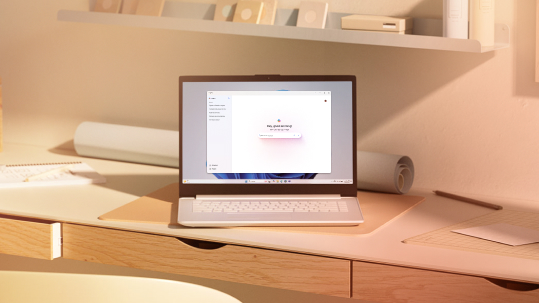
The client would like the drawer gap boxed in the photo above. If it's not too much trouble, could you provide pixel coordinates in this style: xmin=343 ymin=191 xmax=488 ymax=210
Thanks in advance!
xmin=176 ymin=237 xmax=227 ymax=250
xmin=486 ymin=278 xmax=539 ymax=291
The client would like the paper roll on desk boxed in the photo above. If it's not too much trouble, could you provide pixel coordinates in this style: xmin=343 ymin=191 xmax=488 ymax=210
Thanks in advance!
xmin=74 ymin=122 xmax=179 ymax=167
xmin=357 ymin=151 xmax=414 ymax=194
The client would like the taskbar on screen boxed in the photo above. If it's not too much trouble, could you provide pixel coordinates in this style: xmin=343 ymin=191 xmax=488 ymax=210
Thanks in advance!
xmin=182 ymin=179 xmax=352 ymax=184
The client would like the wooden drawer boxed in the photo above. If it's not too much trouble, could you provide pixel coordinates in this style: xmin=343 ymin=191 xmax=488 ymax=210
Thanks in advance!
xmin=0 ymin=215 xmax=61 ymax=260
xmin=352 ymin=261 xmax=539 ymax=303
xmin=62 ymin=223 xmax=351 ymax=297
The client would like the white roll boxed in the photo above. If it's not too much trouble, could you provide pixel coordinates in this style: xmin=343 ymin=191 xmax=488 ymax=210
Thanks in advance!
xmin=443 ymin=0 xmax=469 ymax=39
xmin=469 ymin=0 xmax=495 ymax=47
xmin=74 ymin=122 xmax=179 ymax=167
xmin=357 ymin=151 xmax=414 ymax=194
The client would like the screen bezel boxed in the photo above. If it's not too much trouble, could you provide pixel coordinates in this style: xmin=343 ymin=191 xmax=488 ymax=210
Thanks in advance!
xmin=179 ymin=74 xmax=357 ymax=198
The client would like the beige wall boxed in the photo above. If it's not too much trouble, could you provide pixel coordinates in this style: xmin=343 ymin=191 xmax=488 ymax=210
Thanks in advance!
xmin=0 ymin=1 xmax=538 ymax=199
xmin=1 ymin=1 xmax=538 ymax=302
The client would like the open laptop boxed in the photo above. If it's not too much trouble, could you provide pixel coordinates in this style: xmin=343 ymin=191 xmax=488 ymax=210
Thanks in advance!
xmin=178 ymin=75 xmax=363 ymax=227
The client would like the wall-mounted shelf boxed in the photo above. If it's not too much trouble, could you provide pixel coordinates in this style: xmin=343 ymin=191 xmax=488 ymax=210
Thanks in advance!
xmin=58 ymin=2 xmax=510 ymax=53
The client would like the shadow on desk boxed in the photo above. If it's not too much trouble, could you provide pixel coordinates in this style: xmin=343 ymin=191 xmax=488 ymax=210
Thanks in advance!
xmin=48 ymin=141 xmax=76 ymax=156
xmin=48 ymin=143 xmax=179 ymax=197
xmin=97 ymin=174 xmax=180 ymax=198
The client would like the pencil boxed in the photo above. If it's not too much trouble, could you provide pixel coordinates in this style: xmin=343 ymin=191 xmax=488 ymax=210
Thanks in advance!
xmin=433 ymin=190 xmax=503 ymax=210
xmin=23 ymin=164 xmax=74 ymax=182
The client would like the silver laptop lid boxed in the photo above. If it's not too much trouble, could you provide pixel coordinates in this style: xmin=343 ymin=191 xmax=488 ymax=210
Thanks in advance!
xmin=179 ymin=75 xmax=357 ymax=198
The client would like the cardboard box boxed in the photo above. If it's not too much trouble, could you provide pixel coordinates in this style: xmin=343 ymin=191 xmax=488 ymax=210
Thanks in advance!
xmin=341 ymin=15 xmax=414 ymax=33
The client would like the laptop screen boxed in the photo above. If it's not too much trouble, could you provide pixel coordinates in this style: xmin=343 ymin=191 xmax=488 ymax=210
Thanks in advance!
xmin=180 ymin=75 xmax=357 ymax=197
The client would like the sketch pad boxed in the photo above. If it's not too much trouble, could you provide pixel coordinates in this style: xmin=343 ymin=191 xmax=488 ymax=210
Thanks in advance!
xmin=404 ymin=209 xmax=539 ymax=260
xmin=99 ymin=183 xmax=424 ymax=235
xmin=0 ymin=162 xmax=106 ymax=188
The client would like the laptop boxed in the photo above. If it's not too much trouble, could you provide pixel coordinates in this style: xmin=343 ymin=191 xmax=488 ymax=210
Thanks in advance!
xmin=178 ymin=74 xmax=363 ymax=227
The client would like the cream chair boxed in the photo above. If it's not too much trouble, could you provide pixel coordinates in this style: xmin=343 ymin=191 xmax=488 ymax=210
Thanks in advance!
xmin=0 ymin=271 xmax=242 ymax=303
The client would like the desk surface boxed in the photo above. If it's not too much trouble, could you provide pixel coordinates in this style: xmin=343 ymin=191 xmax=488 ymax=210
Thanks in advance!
xmin=2 ymin=143 xmax=539 ymax=285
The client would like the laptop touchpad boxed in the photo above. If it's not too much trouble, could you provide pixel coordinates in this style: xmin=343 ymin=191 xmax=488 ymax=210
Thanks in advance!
xmin=225 ymin=213 xmax=293 ymax=220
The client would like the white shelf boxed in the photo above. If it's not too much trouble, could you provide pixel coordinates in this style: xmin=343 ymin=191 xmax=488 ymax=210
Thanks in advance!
xmin=58 ymin=2 xmax=510 ymax=53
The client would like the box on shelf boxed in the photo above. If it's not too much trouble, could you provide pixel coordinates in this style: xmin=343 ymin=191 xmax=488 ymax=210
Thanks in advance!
xmin=341 ymin=15 xmax=414 ymax=34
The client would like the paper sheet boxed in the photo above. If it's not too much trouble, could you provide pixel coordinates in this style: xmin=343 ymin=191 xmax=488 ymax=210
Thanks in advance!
xmin=452 ymin=223 xmax=539 ymax=246
xmin=357 ymin=151 xmax=414 ymax=194
xmin=74 ymin=122 xmax=179 ymax=167
xmin=0 ymin=162 xmax=106 ymax=188
xmin=404 ymin=210 xmax=539 ymax=260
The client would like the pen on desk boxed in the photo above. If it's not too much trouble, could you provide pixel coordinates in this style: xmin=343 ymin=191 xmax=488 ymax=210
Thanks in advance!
xmin=433 ymin=190 xmax=503 ymax=210
xmin=23 ymin=164 xmax=74 ymax=182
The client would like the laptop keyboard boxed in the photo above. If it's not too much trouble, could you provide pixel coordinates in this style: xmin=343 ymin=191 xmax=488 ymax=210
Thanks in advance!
xmin=193 ymin=200 xmax=349 ymax=213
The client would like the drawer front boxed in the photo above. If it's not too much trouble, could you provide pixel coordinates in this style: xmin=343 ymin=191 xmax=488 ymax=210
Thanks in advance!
xmin=63 ymin=223 xmax=351 ymax=297
xmin=352 ymin=261 xmax=539 ymax=303
xmin=0 ymin=215 xmax=61 ymax=260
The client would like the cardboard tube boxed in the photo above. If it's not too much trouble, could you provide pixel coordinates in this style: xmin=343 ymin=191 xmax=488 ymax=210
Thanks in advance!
xmin=357 ymin=151 xmax=414 ymax=194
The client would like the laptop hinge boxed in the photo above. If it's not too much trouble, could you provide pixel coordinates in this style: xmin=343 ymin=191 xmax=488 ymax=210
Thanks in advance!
xmin=195 ymin=194 xmax=341 ymax=200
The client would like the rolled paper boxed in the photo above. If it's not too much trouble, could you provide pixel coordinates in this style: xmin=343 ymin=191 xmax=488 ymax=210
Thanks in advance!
xmin=74 ymin=122 xmax=179 ymax=167
xmin=357 ymin=151 xmax=414 ymax=194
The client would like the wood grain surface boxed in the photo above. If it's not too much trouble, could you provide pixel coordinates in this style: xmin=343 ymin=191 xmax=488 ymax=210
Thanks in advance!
xmin=353 ymin=261 xmax=539 ymax=303
xmin=0 ymin=216 xmax=55 ymax=260
xmin=63 ymin=223 xmax=351 ymax=297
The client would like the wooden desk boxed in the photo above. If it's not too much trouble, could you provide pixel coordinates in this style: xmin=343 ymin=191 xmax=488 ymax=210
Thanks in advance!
xmin=2 ymin=143 xmax=539 ymax=302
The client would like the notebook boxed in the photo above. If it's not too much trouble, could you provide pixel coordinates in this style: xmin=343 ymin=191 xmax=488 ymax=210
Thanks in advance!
xmin=178 ymin=75 xmax=363 ymax=227
xmin=0 ymin=162 xmax=106 ymax=188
